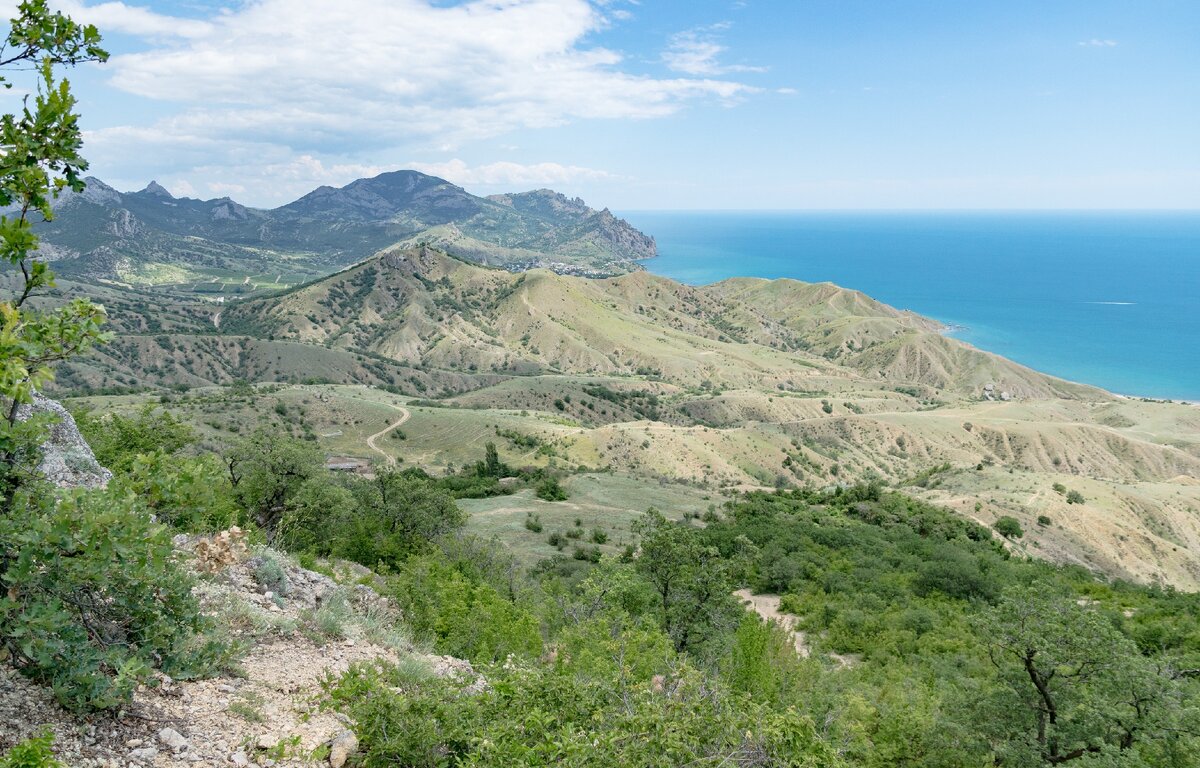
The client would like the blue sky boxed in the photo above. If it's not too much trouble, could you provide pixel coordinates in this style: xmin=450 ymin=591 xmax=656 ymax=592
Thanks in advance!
xmin=38 ymin=0 xmax=1200 ymax=209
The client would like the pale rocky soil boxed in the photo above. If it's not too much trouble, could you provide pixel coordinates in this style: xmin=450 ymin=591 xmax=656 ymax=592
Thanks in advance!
xmin=0 ymin=530 xmax=478 ymax=768
xmin=733 ymin=589 xmax=855 ymax=667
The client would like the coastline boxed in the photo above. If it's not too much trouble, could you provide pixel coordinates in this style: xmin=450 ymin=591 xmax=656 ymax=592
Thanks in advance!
xmin=626 ymin=210 xmax=1200 ymax=407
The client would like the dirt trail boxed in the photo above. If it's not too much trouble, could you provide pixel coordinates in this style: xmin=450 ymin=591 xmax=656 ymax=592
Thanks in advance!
xmin=734 ymin=589 xmax=857 ymax=666
xmin=365 ymin=404 xmax=411 ymax=465
xmin=734 ymin=589 xmax=810 ymax=657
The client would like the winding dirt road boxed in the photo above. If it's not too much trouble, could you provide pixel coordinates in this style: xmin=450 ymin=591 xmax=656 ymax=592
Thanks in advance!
xmin=365 ymin=405 xmax=411 ymax=466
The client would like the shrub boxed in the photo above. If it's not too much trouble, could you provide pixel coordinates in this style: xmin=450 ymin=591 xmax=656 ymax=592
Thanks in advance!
xmin=590 ymin=528 xmax=608 ymax=544
xmin=1066 ymin=490 xmax=1085 ymax=505
xmin=252 ymin=552 xmax=291 ymax=597
xmin=524 ymin=514 xmax=543 ymax=533
xmin=389 ymin=555 xmax=541 ymax=663
xmin=0 ymin=731 xmax=61 ymax=768
xmin=1037 ymin=515 xmax=1052 ymax=527
xmin=74 ymin=405 xmax=194 ymax=474
xmin=572 ymin=545 xmax=602 ymax=563
xmin=536 ymin=477 xmax=568 ymax=502
xmin=113 ymin=453 xmax=241 ymax=533
xmin=326 ymin=658 xmax=839 ymax=767
xmin=0 ymin=489 xmax=226 ymax=711
xmin=993 ymin=516 xmax=1024 ymax=539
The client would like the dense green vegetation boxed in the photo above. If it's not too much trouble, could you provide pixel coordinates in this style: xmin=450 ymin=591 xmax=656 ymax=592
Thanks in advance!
xmin=34 ymin=380 xmax=1200 ymax=765
xmin=315 ymin=480 xmax=1200 ymax=767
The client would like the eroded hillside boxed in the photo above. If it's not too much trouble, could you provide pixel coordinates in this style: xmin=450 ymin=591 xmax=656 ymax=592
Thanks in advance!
xmin=59 ymin=246 xmax=1200 ymax=589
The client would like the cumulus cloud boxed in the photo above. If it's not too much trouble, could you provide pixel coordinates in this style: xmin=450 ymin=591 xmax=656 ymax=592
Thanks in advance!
xmin=408 ymin=159 xmax=615 ymax=187
xmin=662 ymin=24 xmax=765 ymax=76
xmin=54 ymin=0 xmax=213 ymax=38
xmin=62 ymin=0 xmax=755 ymax=205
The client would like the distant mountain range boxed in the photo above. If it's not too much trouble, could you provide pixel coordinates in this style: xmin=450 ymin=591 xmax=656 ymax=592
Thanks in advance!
xmin=29 ymin=170 xmax=656 ymax=296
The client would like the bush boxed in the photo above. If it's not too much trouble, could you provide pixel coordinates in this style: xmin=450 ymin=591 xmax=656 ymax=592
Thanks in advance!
xmin=326 ymin=658 xmax=840 ymax=767
xmin=389 ymin=555 xmax=541 ymax=663
xmin=74 ymin=405 xmax=194 ymax=474
xmin=536 ymin=477 xmax=568 ymax=502
xmin=1066 ymin=490 xmax=1085 ymax=505
xmin=0 ymin=732 xmax=61 ymax=768
xmin=590 ymin=528 xmax=608 ymax=544
xmin=1037 ymin=515 xmax=1052 ymax=527
xmin=572 ymin=545 xmax=602 ymax=563
xmin=993 ymin=516 xmax=1024 ymax=539
xmin=252 ymin=552 xmax=291 ymax=597
xmin=0 ymin=489 xmax=228 ymax=711
xmin=112 ymin=453 xmax=241 ymax=533
xmin=524 ymin=514 xmax=543 ymax=533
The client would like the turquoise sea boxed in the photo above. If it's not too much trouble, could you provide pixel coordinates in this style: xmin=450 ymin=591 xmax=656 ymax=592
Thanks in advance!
xmin=622 ymin=212 xmax=1200 ymax=401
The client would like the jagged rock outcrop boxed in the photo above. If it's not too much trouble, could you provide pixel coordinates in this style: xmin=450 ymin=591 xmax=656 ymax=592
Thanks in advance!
xmin=14 ymin=392 xmax=111 ymax=489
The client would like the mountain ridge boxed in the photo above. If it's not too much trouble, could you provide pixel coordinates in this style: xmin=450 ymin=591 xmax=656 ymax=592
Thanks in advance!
xmin=29 ymin=170 xmax=656 ymax=295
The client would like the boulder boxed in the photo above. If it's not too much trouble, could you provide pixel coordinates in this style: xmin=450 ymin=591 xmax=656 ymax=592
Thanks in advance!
xmin=13 ymin=392 xmax=111 ymax=489
xmin=328 ymin=730 xmax=358 ymax=768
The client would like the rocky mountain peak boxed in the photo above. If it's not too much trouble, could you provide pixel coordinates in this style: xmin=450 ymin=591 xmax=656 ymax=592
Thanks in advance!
xmin=139 ymin=180 xmax=175 ymax=198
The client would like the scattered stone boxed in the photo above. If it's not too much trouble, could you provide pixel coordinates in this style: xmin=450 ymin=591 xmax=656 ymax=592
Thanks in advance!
xmin=128 ymin=746 xmax=159 ymax=762
xmin=328 ymin=731 xmax=358 ymax=768
xmin=158 ymin=727 xmax=189 ymax=752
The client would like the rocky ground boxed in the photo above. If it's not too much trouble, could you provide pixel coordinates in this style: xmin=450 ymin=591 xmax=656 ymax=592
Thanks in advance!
xmin=0 ymin=529 xmax=478 ymax=767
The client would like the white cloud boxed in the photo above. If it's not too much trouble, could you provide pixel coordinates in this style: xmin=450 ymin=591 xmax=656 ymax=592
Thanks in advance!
xmin=166 ymin=179 xmax=196 ymax=197
xmin=662 ymin=24 xmax=765 ymax=76
xmin=53 ymin=0 xmax=213 ymax=38
xmin=408 ymin=159 xmax=615 ymax=187
xmin=90 ymin=0 xmax=752 ymax=146
xmin=1078 ymin=39 xmax=1118 ymax=47
xmin=776 ymin=87 xmax=798 ymax=95
xmin=69 ymin=0 xmax=755 ymax=204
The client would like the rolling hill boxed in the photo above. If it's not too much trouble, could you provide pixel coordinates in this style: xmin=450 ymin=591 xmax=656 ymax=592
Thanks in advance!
xmin=46 ymin=244 xmax=1200 ymax=589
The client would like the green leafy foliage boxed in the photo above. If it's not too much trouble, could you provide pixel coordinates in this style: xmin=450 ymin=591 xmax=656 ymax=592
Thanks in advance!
xmin=390 ymin=552 xmax=541 ymax=663
xmin=0 ymin=731 xmax=61 ymax=768
xmin=0 ymin=1 xmax=110 ymax=499
xmin=975 ymin=585 xmax=1197 ymax=766
xmin=326 ymin=657 xmax=841 ymax=768
xmin=535 ymin=476 xmax=567 ymax=501
xmin=993 ymin=515 xmax=1024 ymax=539
xmin=0 ymin=487 xmax=221 ymax=711
xmin=74 ymin=404 xmax=194 ymax=473
xmin=112 ymin=452 xmax=241 ymax=532
xmin=226 ymin=427 xmax=323 ymax=529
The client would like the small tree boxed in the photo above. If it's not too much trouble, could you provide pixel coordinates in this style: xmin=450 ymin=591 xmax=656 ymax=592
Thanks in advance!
xmin=993 ymin=516 xmax=1024 ymax=540
xmin=633 ymin=509 xmax=739 ymax=654
xmin=1065 ymin=490 xmax=1085 ymax=505
xmin=535 ymin=475 xmax=567 ymax=501
xmin=976 ymin=586 xmax=1199 ymax=765
xmin=0 ymin=1 xmax=109 ymax=506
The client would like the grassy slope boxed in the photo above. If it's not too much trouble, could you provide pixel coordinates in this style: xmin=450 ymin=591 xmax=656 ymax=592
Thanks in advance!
xmin=60 ymin=247 xmax=1200 ymax=589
